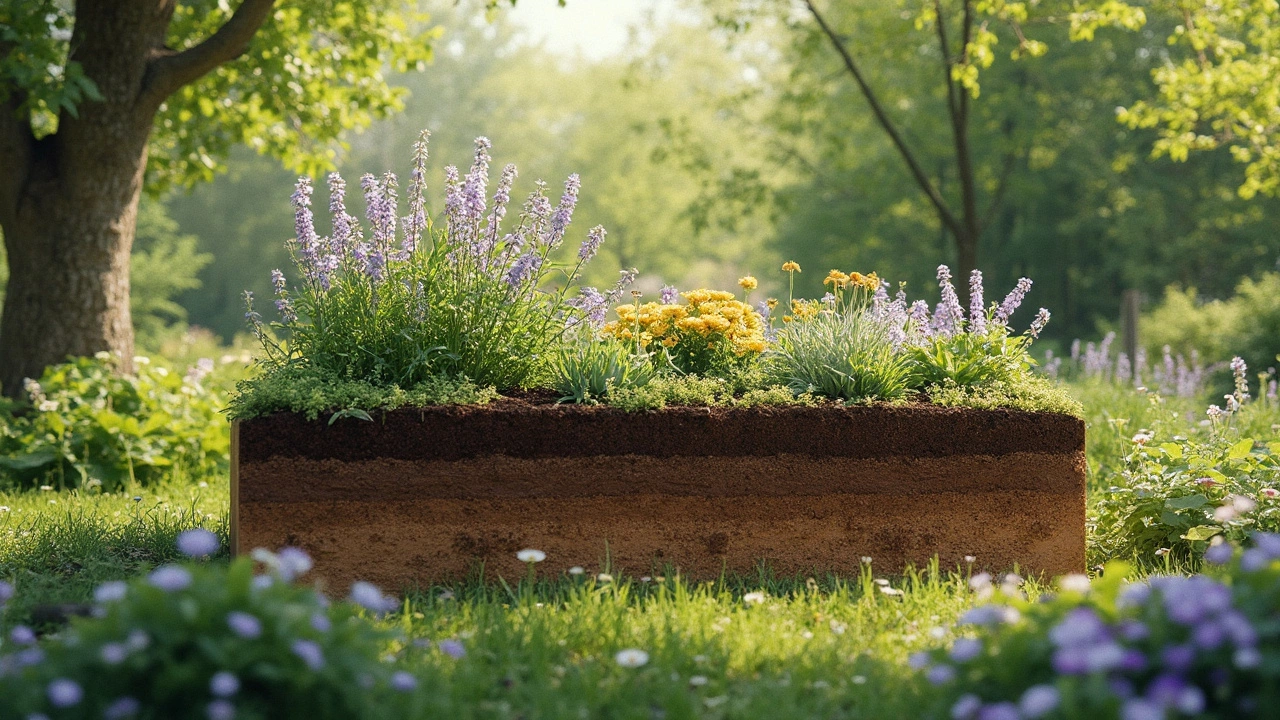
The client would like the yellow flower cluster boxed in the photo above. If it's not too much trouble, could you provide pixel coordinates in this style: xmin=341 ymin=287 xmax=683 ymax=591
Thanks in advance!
xmin=602 ymin=289 xmax=767 ymax=356
xmin=823 ymin=270 xmax=879 ymax=291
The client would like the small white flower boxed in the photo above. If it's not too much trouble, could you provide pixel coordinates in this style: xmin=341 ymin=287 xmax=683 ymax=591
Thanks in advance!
xmin=743 ymin=591 xmax=767 ymax=606
xmin=689 ymin=675 xmax=709 ymax=686
xmin=1132 ymin=432 xmax=1152 ymax=445
xmin=1232 ymin=495 xmax=1258 ymax=513
xmin=1059 ymin=574 xmax=1091 ymax=593
xmin=1214 ymin=506 xmax=1239 ymax=522
xmin=640 ymin=576 xmax=652 ymax=582
xmin=860 ymin=556 xmax=873 ymax=564
xmin=852 ymin=675 xmax=867 ymax=684
xmin=968 ymin=572 xmax=992 ymax=591
xmin=963 ymin=555 xmax=976 ymax=564
xmin=1155 ymin=548 xmax=1171 ymax=557
xmin=873 ymin=578 xmax=889 ymax=587
xmin=516 ymin=549 xmax=546 ymax=563
xmin=133 ymin=356 xmax=150 ymax=365
xmin=37 ymin=400 xmax=58 ymax=412
xmin=568 ymin=566 xmax=585 ymax=575
xmin=614 ymin=649 xmax=649 ymax=668
xmin=39 ymin=485 xmax=53 ymax=492
xmin=878 ymin=585 xmax=903 ymax=597
xmin=94 ymin=351 xmax=112 ymax=360
xmin=596 ymin=573 xmax=613 ymax=583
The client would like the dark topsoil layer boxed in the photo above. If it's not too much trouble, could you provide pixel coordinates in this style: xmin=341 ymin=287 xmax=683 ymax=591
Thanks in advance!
xmin=238 ymin=399 xmax=1084 ymax=463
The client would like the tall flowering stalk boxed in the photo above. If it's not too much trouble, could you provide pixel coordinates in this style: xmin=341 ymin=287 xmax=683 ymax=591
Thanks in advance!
xmin=246 ymin=132 xmax=614 ymax=390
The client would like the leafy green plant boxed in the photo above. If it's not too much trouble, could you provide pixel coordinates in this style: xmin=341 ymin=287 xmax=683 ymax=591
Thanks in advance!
xmin=907 ymin=329 xmax=1034 ymax=389
xmin=0 ymin=542 xmax=431 ymax=719
xmin=226 ymin=363 xmax=497 ymax=422
xmin=0 ymin=354 xmax=228 ymax=490
xmin=551 ymin=338 xmax=653 ymax=404
xmin=770 ymin=307 xmax=913 ymax=402
xmin=1092 ymin=425 xmax=1280 ymax=565
xmin=244 ymin=132 xmax=623 ymax=404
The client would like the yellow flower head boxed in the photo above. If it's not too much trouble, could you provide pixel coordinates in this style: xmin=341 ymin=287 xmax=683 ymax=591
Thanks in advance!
xmin=782 ymin=261 xmax=801 ymax=273
xmin=738 ymin=276 xmax=758 ymax=291
xmin=824 ymin=270 xmax=850 ymax=288
xmin=766 ymin=298 xmax=778 ymax=310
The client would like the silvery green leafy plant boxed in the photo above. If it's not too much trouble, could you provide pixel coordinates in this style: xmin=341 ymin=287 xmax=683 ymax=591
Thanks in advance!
xmin=769 ymin=307 xmax=914 ymax=403
xmin=0 ymin=531 xmax=438 ymax=719
xmin=245 ymin=131 xmax=626 ymax=392
xmin=551 ymin=337 xmax=654 ymax=404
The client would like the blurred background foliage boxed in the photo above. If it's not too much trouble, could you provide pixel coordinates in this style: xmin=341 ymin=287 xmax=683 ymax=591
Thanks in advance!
xmin=10 ymin=0 xmax=1274 ymax=369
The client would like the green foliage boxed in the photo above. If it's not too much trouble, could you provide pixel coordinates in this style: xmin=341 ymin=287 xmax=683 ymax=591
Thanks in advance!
xmin=1093 ymin=416 xmax=1280 ymax=564
xmin=0 ymin=0 xmax=438 ymax=192
xmin=926 ymin=376 xmax=1083 ymax=417
xmin=606 ymin=374 xmax=804 ymax=411
xmin=0 ymin=552 xmax=430 ymax=719
xmin=1140 ymin=273 xmax=1280 ymax=380
xmin=1116 ymin=0 xmax=1280 ymax=199
xmin=0 ymin=355 xmax=228 ymax=491
xmin=226 ymin=363 xmax=497 ymax=421
xmin=551 ymin=338 xmax=653 ymax=404
xmin=770 ymin=309 xmax=913 ymax=402
xmin=907 ymin=330 xmax=1034 ymax=390
xmin=130 ymin=198 xmax=213 ymax=350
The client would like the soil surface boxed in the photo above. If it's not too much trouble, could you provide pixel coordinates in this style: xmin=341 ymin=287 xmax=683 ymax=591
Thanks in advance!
xmin=238 ymin=403 xmax=1084 ymax=463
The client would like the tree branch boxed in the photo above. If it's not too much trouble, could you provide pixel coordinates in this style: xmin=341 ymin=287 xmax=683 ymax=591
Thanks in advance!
xmin=803 ymin=0 xmax=964 ymax=239
xmin=140 ymin=0 xmax=276 ymax=107
xmin=0 ymin=42 xmax=35 ymax=224
xmin=933 ymin=0 xmax=959 ymax=121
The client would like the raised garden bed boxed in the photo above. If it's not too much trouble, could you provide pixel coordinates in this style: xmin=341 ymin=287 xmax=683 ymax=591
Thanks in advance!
xmin=231 ymin=400 xmax=1085 ymax=589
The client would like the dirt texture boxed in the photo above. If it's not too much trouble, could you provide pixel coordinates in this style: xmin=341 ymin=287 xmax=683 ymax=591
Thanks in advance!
xmin=232 ymin=405 xmax=1086 ymax=589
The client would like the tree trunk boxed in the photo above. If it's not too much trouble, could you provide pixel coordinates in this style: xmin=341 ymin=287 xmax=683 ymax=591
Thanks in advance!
xmin=0 ymin=146 xmax=145 ymax=395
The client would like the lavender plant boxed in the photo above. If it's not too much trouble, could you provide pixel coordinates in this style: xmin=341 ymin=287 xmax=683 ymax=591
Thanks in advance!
xmin=243 ymin=132 xmax=618 ymax=399
xmin=915 ymin=540 xmax=1280 ymax=720
xmin=905 ymin=267 xmax=1048 ymax=391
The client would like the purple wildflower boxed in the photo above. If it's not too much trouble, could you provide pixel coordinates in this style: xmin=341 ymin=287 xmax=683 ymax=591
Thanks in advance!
xmin=542 ymin=173 xmax=581 ymax=249
xmin=270 ymin=270 xmax=296 ymax=323
xmin=438 ymin=639 xmax=466 ymax=659
xmin=932 ymin=265 xmax=964 ymax=337
xmin=951 ymin=694 xmax=982 ymax=720
xmin=606 ymin=268 xmax=639 ymax=304
xmin=10 ymin=625 xmax=35 ymax=645
xmin=16 ymin=646 xmax=44 ymax=667
xmin=578 ymin=225 xmax=606 ymax=262
xmin=968 ymin=270 xmax=986 ymax=334
xmin=311 ymin=612 xmax=332 ymax=633
xmin=462 ymin=137 xmax=492 ymax=230
xmin=402 ymin=130 xmax=430 ymax=255
xmin=226 ymin=612 xmax=262 ymax=639
xmin=350 ymin=581 xmax=395 ymax=615
xmin=210 ymin=671 xmax=240 ymax=697
xmin=483 ymin=163 xmax=518 ymax=251
xmin=567 ymin=286 xmax=608 ymax=329
xmin=0 ymin=580 xmax=12 ymax=605
xmin=660 ymin=285 xmax=679 ymax=305
xmin=390 ymin=671 xmax=418 ymax=692
xmin=100 ymin=642 xmax=127 ymax=665
xmin=327 ymin=172 xmax=358 ymax=256
xmin=291 ymin=177 xmax=321 ymax=281
xmin=1029 ymin=308 xmax=1050 ymax=338
xmin=276 ymin=547 xmax=314 ymax=582
xmin=1120 ymin=698 xmax=1163 ymax=720
xmin=126 ymin=630 xmax=150 ymax=651
xmin=977 ymin=703 xmax=1019 ymax=720
xmin=994 ymin=277 xmax=1032 ymax=325
xmin=908 ymin=300 xmax=931 ymax=339
xmin=755 ymin=299 xmax=772 ymax=324
xmin=148 ymin=566 xmax=192 ymax=592
xmin=926 ymin=664 xmax=956 ymax=685
xmin=1231 ymin=356 xmax=1249 ymax=402
xmin=206 ymin=700 xmax=235 ymax=720
xmin=1018 ymin=685 xmax=1060 ymax=718
xmin=443 ymin=165 xmax=464 ymax=234
xmin=949 ymin=637 xmax=982 ymax=663
xmin=292 ymin=639 xmax=325 ymax=671
xmin=47 ymin=678 xmax=83 ymax=708
xmin=104 ymin=697 xmax=141 ymax=719
xmin=177 ymin=528 xmax=220 ymax=558
xmin=504 ymin=251 xmax=542 ymax=289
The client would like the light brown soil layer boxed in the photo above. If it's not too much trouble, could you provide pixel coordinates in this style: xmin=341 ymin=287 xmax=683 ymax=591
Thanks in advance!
xmin=233 ymin=404 xmax=1086 ymax=589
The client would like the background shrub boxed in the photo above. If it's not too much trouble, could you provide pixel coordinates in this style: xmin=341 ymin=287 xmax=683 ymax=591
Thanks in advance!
xmin=0 ymin=355 xmax=228 ymax=490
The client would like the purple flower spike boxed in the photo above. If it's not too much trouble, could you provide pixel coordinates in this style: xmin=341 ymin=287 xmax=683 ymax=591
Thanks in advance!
xmin=578 ymin=225 xmax=606 ymax=262
xmin=1029 ymin=308 xmax=1050 ymax=338
xmin=968 ymin=270 xmax=986 ymax=334
xmin=994 ymin=278 xmax=1033 ymax=325
xmin=10 ymin=625 xmax=36 ymax=645
xmin=439 ymin=639 xmax=466 ymax=659
xmin=177 ymin=528 xmax=221 ymax=559
xmin=543 ymin=174 xmax=581 ymax=249
xmin=932 ymin=265 xmax=964 ymax=337
xmin=210 ymin=671 xmax=240 ymax=697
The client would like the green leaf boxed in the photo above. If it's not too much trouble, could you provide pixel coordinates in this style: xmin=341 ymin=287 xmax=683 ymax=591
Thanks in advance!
xmin=1228 ymin=438 xmax=1255 ymax=459
xmin=1159 ymin=443 xmax=1183 ymax=459
xmin=0 ymin=450 xmax=59 ymax=470
xmin=1165 ymin=494 xmax=1208 ymax=510
xmin=1182 ymin=525 xmax=1222 ymax=541
xmin=328 ymin=408 xmax=373 ymax=425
